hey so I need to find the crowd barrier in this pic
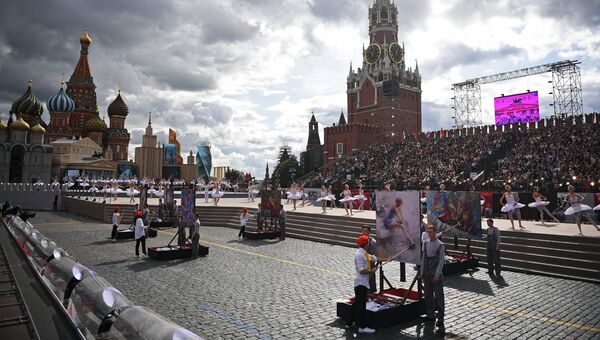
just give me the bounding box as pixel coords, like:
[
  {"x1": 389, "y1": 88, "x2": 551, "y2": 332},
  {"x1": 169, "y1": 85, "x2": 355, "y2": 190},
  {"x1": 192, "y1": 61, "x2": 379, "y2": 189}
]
[{"x1": 2, "y1": 215, "x2": 202, "y2": 340}]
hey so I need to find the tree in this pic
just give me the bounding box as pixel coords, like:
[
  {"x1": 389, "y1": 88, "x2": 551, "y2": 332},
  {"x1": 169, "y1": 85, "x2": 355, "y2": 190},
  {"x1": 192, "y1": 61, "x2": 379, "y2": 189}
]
[
  {"x1": 224, "y1": 168, "x2": 243, "y2": 183},
  {"x1": 271, "y1": 155, "x2": 303, "y2": 188}
]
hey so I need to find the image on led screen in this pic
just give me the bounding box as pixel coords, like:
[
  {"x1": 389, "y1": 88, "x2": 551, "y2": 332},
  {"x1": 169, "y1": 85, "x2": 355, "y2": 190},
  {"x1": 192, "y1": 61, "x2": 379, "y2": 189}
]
[{"x1": 494, "y1": 91, "x2": 540, "y2": 125}]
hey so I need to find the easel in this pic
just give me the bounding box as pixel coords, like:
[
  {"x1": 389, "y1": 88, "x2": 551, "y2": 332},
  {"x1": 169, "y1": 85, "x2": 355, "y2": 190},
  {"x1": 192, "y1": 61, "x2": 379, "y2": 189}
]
[{"x1": 374, "y1": 247, "x2": 422, "y2": 306}]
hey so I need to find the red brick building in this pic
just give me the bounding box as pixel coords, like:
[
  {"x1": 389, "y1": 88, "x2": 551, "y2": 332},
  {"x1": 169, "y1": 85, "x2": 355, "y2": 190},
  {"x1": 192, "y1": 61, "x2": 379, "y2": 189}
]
[{"x1": 324, "y1": 0, "x2": 422, "y2": 164}]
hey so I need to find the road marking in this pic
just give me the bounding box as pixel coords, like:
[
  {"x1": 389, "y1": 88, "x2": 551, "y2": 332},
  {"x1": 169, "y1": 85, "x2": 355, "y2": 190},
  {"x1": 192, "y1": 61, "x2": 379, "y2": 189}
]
[{"x1": 155, "y1": 229, "x2": 600, "y2": 334}]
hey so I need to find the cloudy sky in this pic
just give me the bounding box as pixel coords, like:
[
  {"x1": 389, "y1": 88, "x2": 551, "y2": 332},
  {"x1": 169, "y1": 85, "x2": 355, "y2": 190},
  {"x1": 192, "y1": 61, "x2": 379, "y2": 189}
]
[{"x1": 1, "y1": 0, "x2": 599, "y2": 178}]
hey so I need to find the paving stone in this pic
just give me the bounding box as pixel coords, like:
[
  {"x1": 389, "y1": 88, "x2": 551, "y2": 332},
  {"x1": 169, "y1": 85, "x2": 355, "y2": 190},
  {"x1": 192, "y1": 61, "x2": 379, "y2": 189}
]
[{"x1": 29, "y1": 211, "x2": 600, "y2": 340}]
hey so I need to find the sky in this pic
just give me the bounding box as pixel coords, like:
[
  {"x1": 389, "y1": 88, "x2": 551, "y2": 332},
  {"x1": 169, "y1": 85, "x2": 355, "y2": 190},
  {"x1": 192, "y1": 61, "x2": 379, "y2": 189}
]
[{"x1": 1, "y1": 0, "x2": 599, "y2": 178}]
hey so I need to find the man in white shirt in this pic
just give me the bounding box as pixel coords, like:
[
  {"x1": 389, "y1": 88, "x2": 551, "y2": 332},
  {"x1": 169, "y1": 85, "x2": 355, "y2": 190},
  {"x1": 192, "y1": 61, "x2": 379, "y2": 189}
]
[
  {"x1": 111, "y1": 208, "x2": 120, "y2": 242},
  {"x1": 345, "y1": 234, "x2": 377, "y2": 334},
  {"x1": 134, "y1": 211, "x2": 147, "y2": 257}
]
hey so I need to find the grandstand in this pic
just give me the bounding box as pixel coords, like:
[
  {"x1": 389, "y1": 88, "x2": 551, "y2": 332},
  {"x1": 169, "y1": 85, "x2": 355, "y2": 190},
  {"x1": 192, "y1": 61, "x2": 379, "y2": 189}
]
[{"x1": 302, "y1": 113, "x2": 600, "y2": 193}]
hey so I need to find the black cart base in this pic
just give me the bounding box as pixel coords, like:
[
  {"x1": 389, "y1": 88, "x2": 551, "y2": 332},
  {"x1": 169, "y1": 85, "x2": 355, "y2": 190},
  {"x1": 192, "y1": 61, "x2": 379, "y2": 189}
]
[
  {"x1": 336, "y1": 288, "x2": 425, "y2": 329},
  {"x1": 147, "y1": 244, "x2": 209, "y2": 260},
  {"x1": 115, "y1": 229, "x2": 134, "y2": 240},
  {"x1": 245, "y1": 230, "x2": 280, "y2": 240},
  {"x1": 443, "y1": 255, "x2": 479, "y2": 275}
]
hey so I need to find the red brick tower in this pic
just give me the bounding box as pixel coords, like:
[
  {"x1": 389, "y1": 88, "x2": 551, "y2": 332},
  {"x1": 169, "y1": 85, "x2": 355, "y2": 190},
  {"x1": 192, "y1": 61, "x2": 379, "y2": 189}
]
[
  {"x1": 324, "y1": 0, "x2": 422, "y2": 164},
  {"x1": 66, "y1": 30, "x2": 97, "y2": 137},
  {"x1": 104, "y1": 91, "x2": 130, "y2": 161}
]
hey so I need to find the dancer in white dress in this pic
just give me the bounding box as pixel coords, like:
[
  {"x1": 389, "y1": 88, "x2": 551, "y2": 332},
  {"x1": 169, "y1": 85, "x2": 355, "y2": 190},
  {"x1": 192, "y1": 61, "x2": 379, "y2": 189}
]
[
  {"x1": 528, "y1": 187, "x2": 559, "y2": 224},
  {"x1": 127, "y1": 183, "x2": 140, "y2": 203},
  {"x1": 299, "y1": 184, "x2": 307, "y2": 206},
  {"x1": 500, "y1": 185, "x2": 525, "y2": 230},
  {"x1": 339, "y1": 184, "x2": 355, "y2": 216},
  {"x1": 316, "y1": 185, "x2": 330, "y2": 214},
  {"x1": 564, "y1": 185, "x2": 599, "y2": 236},
  {"x1": 326, "y1": 186, "x2": 336, "y2": 210},
  {"x1": 211, "y1": 182, "x2": 224, "y2": 206},
  {"x1": 353, "y1": 185, "x2": 367, "y2": 211},
  {"x1": 287, "y1": 183, "x2": 302, "y2": 211}
]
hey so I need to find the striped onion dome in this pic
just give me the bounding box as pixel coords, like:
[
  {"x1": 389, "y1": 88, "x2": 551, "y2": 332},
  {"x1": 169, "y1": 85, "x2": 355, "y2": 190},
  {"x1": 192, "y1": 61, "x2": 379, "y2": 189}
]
[
  {"x1": 10, "y1": 80, "x2": 44, "y2": 117},
  {"x1": 107, "y1": 91, "x2": 129, "y2": 117},
  {"x1": 47, "y1": 83, "x2": 75, "y2": 113}
]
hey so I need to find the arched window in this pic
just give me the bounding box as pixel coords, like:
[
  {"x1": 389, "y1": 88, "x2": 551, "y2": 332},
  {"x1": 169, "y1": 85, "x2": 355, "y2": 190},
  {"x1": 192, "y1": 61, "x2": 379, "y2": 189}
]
[{"x1": 381, "y1": 9, "x2": 388, "y2": 20}]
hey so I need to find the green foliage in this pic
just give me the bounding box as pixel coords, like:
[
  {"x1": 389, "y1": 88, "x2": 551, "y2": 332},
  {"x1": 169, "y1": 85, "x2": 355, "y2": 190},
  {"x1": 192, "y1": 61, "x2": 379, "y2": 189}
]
[
  {"x1": 224, "y1": 168, "x2": 243, "y2": 183},
  {"x1": 271, "y1": 155, "x2": 303, "y2": 188}
]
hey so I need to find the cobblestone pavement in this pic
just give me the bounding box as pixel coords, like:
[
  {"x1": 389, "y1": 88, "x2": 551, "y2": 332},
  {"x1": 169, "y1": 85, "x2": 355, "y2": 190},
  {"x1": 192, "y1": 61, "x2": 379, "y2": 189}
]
[{"x1": 32, "y1": 212, "x2": 600, "y2": 340}]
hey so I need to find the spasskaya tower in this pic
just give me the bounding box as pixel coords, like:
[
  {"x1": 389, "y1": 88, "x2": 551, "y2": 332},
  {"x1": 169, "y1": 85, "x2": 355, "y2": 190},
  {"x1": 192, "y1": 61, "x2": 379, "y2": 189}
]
[{"x1": 323, "y1": 0, "x2": 422, "y2": 164}]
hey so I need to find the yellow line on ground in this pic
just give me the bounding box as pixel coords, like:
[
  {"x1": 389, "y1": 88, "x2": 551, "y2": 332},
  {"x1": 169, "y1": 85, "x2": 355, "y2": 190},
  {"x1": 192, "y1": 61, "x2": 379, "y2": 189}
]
[
  {"x1": 447, "y1": 295, "x2": 600, "y2": 333},
  {"x1": 161, "y1": 228, "x2": 600, "y2": 334},
  {"x1": 156, "y1": 228, "x2": 352, "y2": 278}
]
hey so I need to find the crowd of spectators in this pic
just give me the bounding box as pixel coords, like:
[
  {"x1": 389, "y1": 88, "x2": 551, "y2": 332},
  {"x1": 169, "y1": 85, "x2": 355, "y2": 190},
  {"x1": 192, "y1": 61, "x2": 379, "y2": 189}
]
[{"x1": 302, "y1": 114, "x2": 600, "y2": 192}]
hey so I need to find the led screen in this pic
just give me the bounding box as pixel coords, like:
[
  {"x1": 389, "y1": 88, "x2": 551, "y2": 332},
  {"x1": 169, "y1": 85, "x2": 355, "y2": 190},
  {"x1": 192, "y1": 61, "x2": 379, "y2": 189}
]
[{"x1": 494, "y1": 91, "x2": 539, "y2": 125}]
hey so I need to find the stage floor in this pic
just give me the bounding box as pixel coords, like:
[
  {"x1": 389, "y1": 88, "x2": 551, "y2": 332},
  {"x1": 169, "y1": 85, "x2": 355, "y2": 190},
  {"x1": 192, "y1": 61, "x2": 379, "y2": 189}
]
[{"x1": 92, "y1": 196, "x2": 600, "y2": 238}]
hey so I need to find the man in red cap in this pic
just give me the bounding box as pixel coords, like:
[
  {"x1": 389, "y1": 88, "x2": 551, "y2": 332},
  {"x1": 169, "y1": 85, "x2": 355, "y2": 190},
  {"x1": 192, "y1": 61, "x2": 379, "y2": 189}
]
[{"x1": 345, "y1": 234, "x2": 377, "y2": 334}]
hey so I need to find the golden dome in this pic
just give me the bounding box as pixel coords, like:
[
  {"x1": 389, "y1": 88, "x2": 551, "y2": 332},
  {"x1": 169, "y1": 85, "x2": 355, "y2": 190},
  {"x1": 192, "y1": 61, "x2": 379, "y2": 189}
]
[
  {"x1": 30, "y1": 123, "x2": 46, "y2": 134},
  {"x1": 80, "y1": 30, "x2": 91, "y2": 44},
  {"x1": 0, "y1": 120, "x2": 7, "y2": 130},
  {"x1": 10, "y1": 117, "x2": 30, "y2": 131}
]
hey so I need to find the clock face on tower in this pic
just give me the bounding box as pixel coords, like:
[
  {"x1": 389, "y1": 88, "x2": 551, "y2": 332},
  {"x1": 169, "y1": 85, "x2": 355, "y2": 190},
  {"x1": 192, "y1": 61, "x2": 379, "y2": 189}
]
[
  {"x1": 365, "y1": 43, "x2": 382, "y2": 65},
  {"x1": 388, "y1": 42, "x2": 404, "y2": 64}
]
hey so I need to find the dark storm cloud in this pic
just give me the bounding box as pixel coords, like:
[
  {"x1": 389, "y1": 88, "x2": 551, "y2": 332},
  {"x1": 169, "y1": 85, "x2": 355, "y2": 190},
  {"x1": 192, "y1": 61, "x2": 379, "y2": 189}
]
[
  {"x1": 535, "y1": 0, "x2": 600, "y2": 27},
  {"x1": 199, "y1": 7, "x2": 259, "y2": 45},
  {"x1": 308, "y1": 0, "x2": 366, "y2": 22},
  {"x1": 423, "y1": 43, "x2": 525, "y2": 76}
]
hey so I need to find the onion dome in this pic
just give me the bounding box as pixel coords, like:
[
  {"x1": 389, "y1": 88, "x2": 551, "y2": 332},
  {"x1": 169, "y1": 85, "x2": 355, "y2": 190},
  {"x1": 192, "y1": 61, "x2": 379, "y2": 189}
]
[
  {"x1": 85, "y1": 113, "x2": 107, "y2": 132},
  {"x1": 107, "y1": 91, "x2": 129, "y2": 117},
  {"x1": 30, "y1": 123, "x2": 46, "y2": 134},
  {"x1": 80, "y1": 30, "x2": 91, "y2": 44},
  {"x1": 10, "y1": 117, "x2": 30, "y2": 131},
  {"x1": 47, "y1": 83, "x2": 75, "y2": 113},
  {"x1": 10, "y1": 80, "x2": 44, "y2": 117},
  {"x1": 0, "y1": 120, "x2": 7, "y2": 130}
]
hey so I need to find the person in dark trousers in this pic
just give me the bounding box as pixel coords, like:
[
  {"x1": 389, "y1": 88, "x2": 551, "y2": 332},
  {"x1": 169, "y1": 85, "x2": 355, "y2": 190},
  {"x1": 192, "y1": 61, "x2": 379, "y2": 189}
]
[
  {"x1": 192, "y1": 213, "x2": 201, "y2": 258},
  {"x1": 486, "y1": 219, "x2": 501, "y2": 277},
  {"x1": 345, "y1": 235, "x2": 377, "y2": 334},
  {"x1": 279, "y1": 204, "x2": 286, "y2": 240},
  {"x1": 239, "y1": 208, "x2": 252, "y2": 239},
  {"x1": 134, "y1": 211, "x2": 147, "y2": 257},
  {"x1": 361, "y1": 225, "x2": 377, "y2": 293},
  {"x1": 111, "y1": 208, "x2": 120, "y2": 241},
  {"x1": 158, "y1": 198, "x2": 165, "y2": 220},
  {"x1": 420, "y1": 225, "x2": 445, "y2": 334}
]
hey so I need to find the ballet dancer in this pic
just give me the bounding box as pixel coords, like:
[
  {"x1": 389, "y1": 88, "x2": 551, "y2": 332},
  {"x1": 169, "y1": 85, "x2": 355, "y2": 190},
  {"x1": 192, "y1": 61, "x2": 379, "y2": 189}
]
[
  {"x1": 564, "y1": 185, "x2": 599, "y2": 236},
  {"x1": 339, "y1": 184, "x2": 355, "y2": 216},
  {"x1": 354, "y1": 185, "x2": 367, "y2": 211},
  {"x1": 500, "y1": 185, "x2": 526, "y2": 230},
  {"x1": 528, "y1": 186, "x2": 560, "y2": 224},
  {"x1": 316, "y1": 185, "x2": 330, "y2": 214}
]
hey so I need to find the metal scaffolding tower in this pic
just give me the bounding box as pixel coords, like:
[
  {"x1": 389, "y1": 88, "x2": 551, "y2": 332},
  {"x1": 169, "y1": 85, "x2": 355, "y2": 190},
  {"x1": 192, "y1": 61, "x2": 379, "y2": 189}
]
[{"x1": 451, "y1": 60, "x2": 582, "y2": 127}]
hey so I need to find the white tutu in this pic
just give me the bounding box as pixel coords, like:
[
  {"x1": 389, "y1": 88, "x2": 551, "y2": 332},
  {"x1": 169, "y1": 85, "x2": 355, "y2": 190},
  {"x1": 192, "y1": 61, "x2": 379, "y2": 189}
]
[
  {"x1": 110, "y1": 188, "x2": 123, "y2": 194},
  {"x1": 288, "y1": 193, "x2": 302, "y2": 200},
  {"x1": 420, "y1": 197, "x2": 427, "y2": 203},
  {"x1": 565, "y1": 203, "x2": 592, "y2": 215},
  {"x1": 326, "y1": 194, "x2": 336, "y2": 201},
  {"x1": 89, "y1": 187, "x2": 99, "y2": 192},
  {"x1": 594, "y1": 204, "x2": 600, "y2": 211},
  {"x1": 126, "y1": 188, "x2": 139, "y2": 197},
  {"x1": 67, "y1": 182, "x2": 75, "y2": 187},
  {"x1": 211, "y1": 190, "x2": 224, "y2": 198},
  {"x1": 339, "y1": 196, "x2": 356, "y2": 203},
  {"x1": 480, "y1": 199, "x2": 485, "y2": 206},
  {"x1": 501, "y1": 203, "x2": 525, "y2": 212},
  {"x1": 316, "y1": 196, "x2": 331, "y2": 202},
  {"x1": 80, "y1": 183, "x2": 90, "y2": 188},
  {"x1": 354, "y1": 194, "x2": 367, "y2": 201},
  {"x1": 252, "y1": 190, "x2": 260, "y2": 194},
  {"x1": 528, "y1": 201, "x2": 550, "y2": 208},
  {"x1": 154, "y1": 190, "x2": 165, "y2": 198}
]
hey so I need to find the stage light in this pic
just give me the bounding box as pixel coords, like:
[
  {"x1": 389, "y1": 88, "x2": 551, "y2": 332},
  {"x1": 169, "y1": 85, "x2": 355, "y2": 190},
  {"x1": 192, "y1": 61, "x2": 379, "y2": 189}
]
[
  {"x1": 566, "y1": 182, "x2": 570, "y2": 185},
  {"x1": 572, "y1": 176, "x2": 576, "y2": 180},
  {"x1": 592, "y1": 182, "x2": 595, "y2": 186}
]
